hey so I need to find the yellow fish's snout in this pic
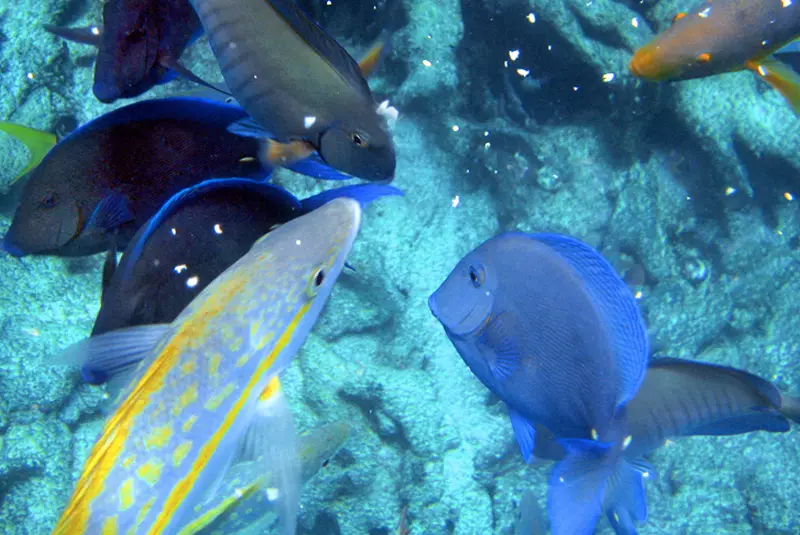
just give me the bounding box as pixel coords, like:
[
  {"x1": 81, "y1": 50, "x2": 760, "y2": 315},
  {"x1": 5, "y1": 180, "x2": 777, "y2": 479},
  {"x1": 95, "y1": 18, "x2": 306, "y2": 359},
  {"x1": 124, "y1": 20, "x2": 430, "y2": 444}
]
[{"x1": 629, "y1": 45, "x2": 670, "y2": 81}]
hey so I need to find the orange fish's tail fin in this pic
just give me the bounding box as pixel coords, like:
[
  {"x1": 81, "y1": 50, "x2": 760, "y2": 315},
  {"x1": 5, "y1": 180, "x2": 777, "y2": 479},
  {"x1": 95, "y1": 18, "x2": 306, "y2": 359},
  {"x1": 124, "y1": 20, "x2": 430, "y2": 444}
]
[
  {"x1": 746, "y1": 56, "x2": 800, "y2": 115},
  {"x1": 0, "y1": 121, "x2": 57, "y2": 185}
]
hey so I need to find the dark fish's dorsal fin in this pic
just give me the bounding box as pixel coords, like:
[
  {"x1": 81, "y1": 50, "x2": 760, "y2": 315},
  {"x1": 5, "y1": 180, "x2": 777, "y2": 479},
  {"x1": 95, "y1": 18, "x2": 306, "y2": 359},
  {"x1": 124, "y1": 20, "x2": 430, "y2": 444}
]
[
  {"x1": 531, "y1": 233, "x2": 649, "y2": 407},
  {"x1": 43, "y1": 23, "x2": 103, "y2": 46},
  {"x1": 266, "y1": 0, "x2": 373, "y2": 99},
  {"x1": 123, "y1": 177, "x2": 297, "y2": 282}
]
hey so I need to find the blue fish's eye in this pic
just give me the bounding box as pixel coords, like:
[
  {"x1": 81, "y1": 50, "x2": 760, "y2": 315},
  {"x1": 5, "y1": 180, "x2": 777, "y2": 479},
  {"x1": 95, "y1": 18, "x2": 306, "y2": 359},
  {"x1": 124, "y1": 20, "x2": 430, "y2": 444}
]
[
  {"x1": 40, "y1": 194, "x2": 56, "y2": 209},
  {"x1": 468, "y1": 264, "x2": 485, "y2": 287}
]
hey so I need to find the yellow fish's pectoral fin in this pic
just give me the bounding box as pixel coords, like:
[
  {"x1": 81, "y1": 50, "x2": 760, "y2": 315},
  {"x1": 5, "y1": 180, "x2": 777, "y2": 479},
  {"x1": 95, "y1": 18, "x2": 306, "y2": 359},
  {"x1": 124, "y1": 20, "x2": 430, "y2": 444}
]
[
  {"x1": 358, "y1": 32, "x2": 391, "y2": 78},
  {"x1": 0, "y1": 121, "x2": 57, "y2": 184},
  {"x1": 262, "y1": 139, "x2": 315, "y2": 167},
  {"x1": 746, "y1": 56, "x2": 800, "y2": 115}
]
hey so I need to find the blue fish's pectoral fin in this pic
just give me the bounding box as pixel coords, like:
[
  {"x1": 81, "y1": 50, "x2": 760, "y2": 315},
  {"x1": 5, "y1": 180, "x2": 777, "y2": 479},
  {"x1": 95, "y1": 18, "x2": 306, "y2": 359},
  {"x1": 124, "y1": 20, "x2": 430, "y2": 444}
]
[
  {"x1": 235, "y1": 377, "x2": 301, "y2": 535},
  {"x1": 43, "y1": 23, "x2": 103, "y2": 47},
  {"x1": 548, "y1": 438, "x2": 614, "y2": 535},
  {"x1": 0, "y1": 121, "x2": 57, "y2": 185},
  {"x1": 286, "y1": 154, "x2": 358, "y2": 181},
  {"x1": 87, "y1": 193, "x2": 134, "y2": 231},
  {"x1": 746, "y1": 56, "x2": 800, "y2": 115},
  {"x1": 509, "y1": 408, "x2": 537, "y2": 463},
  {"x1": 58, "y1": 324, "x2": 170, "y2": 404},
  {"x1": 478, "y1": 311, "x2": 521, "y2": 381},
  {"x1": 358, "y1": 31, "x2": 391, "y2": 78},
  {"x1": 604, "y1": 459, "x2": 650, "y2": 535},
  {"x1": 300, "y1": 184, "x2": 404, "y2": 213},
  {"x1": 228, "y1": 117, "x2": 273, "y2": 139},
  {"x1": 159, "y1": 55, "x2": 232, "y2": 97}
]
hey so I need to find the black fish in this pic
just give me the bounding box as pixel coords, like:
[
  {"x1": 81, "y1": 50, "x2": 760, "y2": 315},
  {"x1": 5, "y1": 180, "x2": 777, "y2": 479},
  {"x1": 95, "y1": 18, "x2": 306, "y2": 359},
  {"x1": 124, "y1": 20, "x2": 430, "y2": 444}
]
[
  {"x1": 46, "y1": 0, "x2": 204, "y2": 102},
  {"x1": 86, "y1": 178, "x2": 403, "y2": 382},
  {"x1": 1, "y1": 97, "x2": 270, "y2": 258}
]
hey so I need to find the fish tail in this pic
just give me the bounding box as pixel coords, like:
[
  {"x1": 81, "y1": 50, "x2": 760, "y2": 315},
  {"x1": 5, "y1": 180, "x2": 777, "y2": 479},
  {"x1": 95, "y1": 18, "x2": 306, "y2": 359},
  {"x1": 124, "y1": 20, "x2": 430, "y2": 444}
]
[
  {"x1": 780, "y1": 394, "x2": 800, "y2": 424},
  {"x1": 0, "y1": 121, "x2": 57, "y2": 184},
  {"x1": 746, "y1": 56, "x2": 800, "y2": 115},
  {"x1": 547, "y1": 438, "x2": 617, "y2": 535},
  {"x1": 604, "y1": 459, "x2": 652, "y2": 535}
]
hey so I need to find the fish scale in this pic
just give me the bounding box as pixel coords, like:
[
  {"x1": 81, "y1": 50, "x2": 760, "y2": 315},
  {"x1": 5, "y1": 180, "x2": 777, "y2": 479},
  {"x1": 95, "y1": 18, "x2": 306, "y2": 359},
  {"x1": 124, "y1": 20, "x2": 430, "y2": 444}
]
[{"x1": 51, "y1": 198, "x2": 361, "y2": 535}]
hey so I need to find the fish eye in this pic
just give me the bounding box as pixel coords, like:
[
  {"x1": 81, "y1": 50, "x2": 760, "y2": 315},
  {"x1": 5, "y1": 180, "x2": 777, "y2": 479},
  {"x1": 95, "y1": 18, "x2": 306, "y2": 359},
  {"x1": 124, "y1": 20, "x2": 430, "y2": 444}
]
[
  {"x1": 307, "y1": 266, "x2": 326, "y2": 296},
  {"x1": 321, "y1": 459, "x2": 329, "y2": 468},
  {"x1": 40, "y1": 194, "x2": 56, "y2": 209},
  {"x1": 350, "y1": 131, "x2": 369, "y2": 148},
  {"x1": 468, "y1": 264, "x2": 485, "y2": 287}
]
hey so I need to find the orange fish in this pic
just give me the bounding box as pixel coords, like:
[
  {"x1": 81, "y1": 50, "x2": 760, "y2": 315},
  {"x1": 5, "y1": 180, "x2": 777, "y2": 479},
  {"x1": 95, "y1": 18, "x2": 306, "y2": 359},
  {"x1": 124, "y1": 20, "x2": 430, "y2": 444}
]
[{"x1": 630, "y1": 0, "x2": 800, "y2": 113}]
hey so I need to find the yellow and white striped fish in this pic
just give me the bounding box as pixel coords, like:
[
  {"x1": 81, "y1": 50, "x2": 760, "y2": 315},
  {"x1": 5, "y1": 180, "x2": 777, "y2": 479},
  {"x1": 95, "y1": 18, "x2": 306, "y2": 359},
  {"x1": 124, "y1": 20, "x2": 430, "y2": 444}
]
[{"x1": 51, "y1": 197, "x2": 361, "y2": 535}]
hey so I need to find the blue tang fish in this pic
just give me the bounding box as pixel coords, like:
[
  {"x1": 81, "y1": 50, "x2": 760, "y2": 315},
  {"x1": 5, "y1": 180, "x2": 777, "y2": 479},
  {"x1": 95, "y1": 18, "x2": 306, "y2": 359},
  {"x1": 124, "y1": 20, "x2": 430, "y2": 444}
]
[
  {"x1": 428, "y1": 232, "x2": 650, "y2": 535},
  {"x1": 188, "y1": 0, "x2": 397, "y2": 182},
  {"x1": 51, "y1": 197, "x2": 361, "y2": 535},
  {"x1": 531, "y1": 357, "x2": 800, "y2": 534},
  {"x1": 89, "y1": 178, "x2": 402, "y2": 380},
  {"x1": 45, "y1": 0, "x2": 204, "y2": 102}
]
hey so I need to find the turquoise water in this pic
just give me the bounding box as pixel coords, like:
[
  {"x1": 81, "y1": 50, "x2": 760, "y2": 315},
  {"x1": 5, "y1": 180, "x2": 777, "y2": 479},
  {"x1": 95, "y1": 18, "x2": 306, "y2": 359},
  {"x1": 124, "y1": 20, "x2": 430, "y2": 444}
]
[{"x1": 0, "y1": 0, "x2": 799, "y2": 533}]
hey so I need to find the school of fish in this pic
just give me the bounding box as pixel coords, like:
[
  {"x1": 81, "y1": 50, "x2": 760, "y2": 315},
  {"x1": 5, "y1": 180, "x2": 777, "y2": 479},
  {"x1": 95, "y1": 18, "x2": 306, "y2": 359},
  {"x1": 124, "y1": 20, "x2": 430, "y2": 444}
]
[{"x1": 0, "y1": 0, "x2": 797, "y2": 534}]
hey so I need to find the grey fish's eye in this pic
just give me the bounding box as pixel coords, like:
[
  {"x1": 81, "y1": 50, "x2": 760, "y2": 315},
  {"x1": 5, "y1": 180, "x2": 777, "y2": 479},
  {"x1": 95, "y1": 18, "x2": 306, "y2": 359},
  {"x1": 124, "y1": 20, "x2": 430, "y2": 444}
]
[
  {"x1": 40, "y1": 194, "x2": 57, "y2": 209},
  {"x1": 468, "y1": 264, "x2": 485, "y2": 287},
  {"x1": 350, "y1": 131, "x2": 368, "y2": 148}
]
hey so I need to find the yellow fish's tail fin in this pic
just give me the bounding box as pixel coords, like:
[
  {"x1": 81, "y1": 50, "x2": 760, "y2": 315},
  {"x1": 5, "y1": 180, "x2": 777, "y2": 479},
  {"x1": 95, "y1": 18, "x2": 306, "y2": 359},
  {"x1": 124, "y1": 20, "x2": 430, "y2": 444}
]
[
  {"x1": 746, "y1": 57, "x2": 800, "y2": 115},
  {"x1": 358, "y1": 31, "x2": 391, "y2": 78},
  {"x1": 0, "y1": 121, "x2": 57, "y2": 184}
]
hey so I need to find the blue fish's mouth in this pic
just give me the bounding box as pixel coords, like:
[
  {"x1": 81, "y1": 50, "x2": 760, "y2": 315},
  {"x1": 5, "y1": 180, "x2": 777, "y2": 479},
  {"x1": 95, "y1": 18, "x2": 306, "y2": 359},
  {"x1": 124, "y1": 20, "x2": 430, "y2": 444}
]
[
  {"x1": 429, "y1": 292, "x2": 492, "y2": 337},
  {"x1": 2, "y1": 234, "x2": 25, "y2": 258}
]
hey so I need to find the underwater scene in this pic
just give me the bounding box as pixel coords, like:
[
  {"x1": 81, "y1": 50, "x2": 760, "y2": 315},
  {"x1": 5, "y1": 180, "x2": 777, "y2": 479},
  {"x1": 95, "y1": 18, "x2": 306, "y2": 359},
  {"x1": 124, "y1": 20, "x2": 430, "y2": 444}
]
[{"x1": 0, "y1": 0, "x2": 799, "y2": 534}]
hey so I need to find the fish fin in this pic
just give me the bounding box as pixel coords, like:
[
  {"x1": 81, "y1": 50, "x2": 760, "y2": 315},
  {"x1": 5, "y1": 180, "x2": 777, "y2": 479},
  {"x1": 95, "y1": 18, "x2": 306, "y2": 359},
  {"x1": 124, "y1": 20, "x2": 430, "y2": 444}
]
[
  {"x1": 159, "y1": 56, "x2": 232, "y2": 97},
  {"x1": 180, "y1": 473, "x2": 264, "y2": 535},
  {"x1": 531, "y1": 233, "x2": 648, "y2": 405},
  {"x1": 344, "y1": 262, "x2": 357, "y2": 273},
  {"x1": 227, "y1": 117, "x2": 273, "y2": 139},
  {"x1": 746, "y1": 57, "x2": 800, "y2": 115},
  {"x1": 43, "y1": 23, "x2": 103, "y2": 46},
  {"x1": 478, "y1": 311, "x2": 520, "y2": 381},
  {"x1": 87, "y1": 193, "x2": 134, "y2": 231},
  {"x1": 781, "y1": 395, "x2": 800, "y2": 424},
  {"x1": 101, "y1": 236, "x2": 118, "y2": 300},
  {"x1": 263, "y1": 139, "x2": 315, "y2": 167},
  {"x1": 266, "y1": 0, "x2": 373, "y2": 99},
  {"x1": 300, "y1": 184, "x2": 403, "y2": 212},
  {"x1": 285, "y1": 153, "x2": 356, "y2": 181},
  {"x1": 0, "y1": 121, "x2": 57, "y2": 184},
  {"x1": 235, "y1": 376, "x2": 301, "y2": 535},
  {"x1": 358, "y1": 32, "x2": 391, "y2": 78},
  {"x1": 58, "y1": 324, "x2": 170, "y2": 404},
  {"x1": 605, "y1": 459, "x2": 650, "y2": 535},
  {"x1": 508, "y1": 408, "x2": 537, "y2": 463},
  {"x1": 548, "y1": 438, "x2": 614, "y2": 535},
  {"x1": 687, "y1": 413, "x2": 790, "y2": 435},
  {"x1": 170, "y1": 84, "x2": 238, "y2": 105}
]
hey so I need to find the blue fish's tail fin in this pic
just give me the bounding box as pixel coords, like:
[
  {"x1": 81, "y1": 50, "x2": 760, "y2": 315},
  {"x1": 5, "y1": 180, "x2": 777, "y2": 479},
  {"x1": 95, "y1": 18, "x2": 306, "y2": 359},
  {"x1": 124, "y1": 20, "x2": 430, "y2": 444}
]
[
  {"x1": 300, "y1": 184, "x2": 404, "y2": 213},
  {"x1": 548, "y1": 438, "x2": 615, "y2": 535},
  {"x1": 782, "y1": 394, "x2": 800, "y2": 424},
  {"x1": 604, "y1": 459, "x2": 652, "y2": 535}
]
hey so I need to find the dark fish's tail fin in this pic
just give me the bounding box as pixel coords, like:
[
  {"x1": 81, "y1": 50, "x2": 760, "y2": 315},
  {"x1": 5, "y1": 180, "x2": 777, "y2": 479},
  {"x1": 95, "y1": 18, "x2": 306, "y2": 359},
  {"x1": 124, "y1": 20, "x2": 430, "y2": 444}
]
[
  {"x1": 604, "y1": 459, "x2": 652, "y2": 535},
  {"x1": 780, "y1": 394, "x2": 800, "y2": 424},
  {"x1": 548, "y1": 438, "x2": 616, "y2": 535}
]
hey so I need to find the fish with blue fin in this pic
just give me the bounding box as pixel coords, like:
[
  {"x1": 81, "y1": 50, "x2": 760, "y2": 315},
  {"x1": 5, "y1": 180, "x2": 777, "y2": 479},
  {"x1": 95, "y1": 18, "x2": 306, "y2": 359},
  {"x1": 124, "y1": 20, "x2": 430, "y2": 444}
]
[
  {"x1": 189, "y1": 0, "x2": 397, "y2": 182},
  {"x1": 90, "y1": 177, "x2": 402, "y2": 362},
  {"x1": 529, "y1": 357, "x2": 800, "y2": 534},
  {"x1": 52, "y1": 197, "x2": 362, "y2": 535},
  {"x1": 428, "y1": 232, "x2": 650, "y2": 535},
  {"x1": 0, "y1": 97, "x2": 272, "y2": 258},
  {"x1": 630, "y1": 0, "x2": 800, "y2": 114},
  {"x1": 45, "y1": 0, "x2": 208, "y2": 102}
]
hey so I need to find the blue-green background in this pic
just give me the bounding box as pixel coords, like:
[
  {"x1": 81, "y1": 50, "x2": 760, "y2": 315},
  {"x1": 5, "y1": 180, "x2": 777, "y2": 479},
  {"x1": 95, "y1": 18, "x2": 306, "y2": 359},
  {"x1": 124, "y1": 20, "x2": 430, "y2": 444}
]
[{"x1": 0, "y1": 0, "x2": 798, "y2": 533}]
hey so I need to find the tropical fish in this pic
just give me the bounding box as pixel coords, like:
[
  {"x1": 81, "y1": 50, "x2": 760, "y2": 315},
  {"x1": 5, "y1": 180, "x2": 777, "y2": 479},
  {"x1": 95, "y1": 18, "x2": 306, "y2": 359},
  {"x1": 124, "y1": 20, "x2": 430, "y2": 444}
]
[
  {"x1": 428, "y1": 232, "x2": 650, "y2": 535},
  {"x1": 189, "y1": 0, "x2": 397, "y2": 182},
  {"x1": 189, "y1": 420, "x2": 351, "y2": 535},
  {"x1": 1, "y1": 97, "x2": 270, "y2": 258},
  {"x1": 514, "y1": 489, "x2": 547, "y2": 535},
  {"x1": 51, "y1": 197, "x2": 361, "y2": 535},
  {"x1": 530, "y1": 357, "x2": 800, "y2": 535},
  {"x1": 629, "y1": 0, "x2": 800, "y2": 113},
  {"x1": 45, "y1": 0, "x2": 204, "y2": 102},
  {"x1": 90, "y1": 178, "x2": 402, "y2": 368}
]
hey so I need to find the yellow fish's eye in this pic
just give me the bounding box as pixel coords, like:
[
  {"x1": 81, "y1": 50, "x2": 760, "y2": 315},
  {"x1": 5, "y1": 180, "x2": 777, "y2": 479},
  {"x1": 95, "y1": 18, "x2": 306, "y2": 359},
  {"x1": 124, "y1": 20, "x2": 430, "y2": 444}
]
[{"x1": 307, "y1": 266, "x2": 326, "y2": 296}]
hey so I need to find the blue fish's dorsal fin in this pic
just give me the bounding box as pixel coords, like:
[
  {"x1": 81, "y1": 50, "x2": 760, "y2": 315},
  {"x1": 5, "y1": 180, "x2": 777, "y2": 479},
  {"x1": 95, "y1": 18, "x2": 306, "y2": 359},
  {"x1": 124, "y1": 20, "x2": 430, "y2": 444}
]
[
  {"x1": 531, "y1": 233, "x2": 649, "y2": 407},
  {"x1": 509, "y1": 408, "x2": 537, "y2": 463},
  {"x1": 87, "y1": 193, "x2": 134, "y2": 231},
  {"x1": 478, "y1": 311, "x2": 521, "y2": 381},
  {"x1": 300, "y1": 184, "x2": 404, "y2": 213},
  {"x1": 266, "y1": 0, "x2": 373, "y2": 100},
  {"x1": 122, "y1": 177, "x2": 293, "y2": 283},
  {"x1": 548, "y1": 438, "x2": 614, "y2": 535},
  {"x1": 604, "y1": 459, "x2": 649, "y2": 535}
]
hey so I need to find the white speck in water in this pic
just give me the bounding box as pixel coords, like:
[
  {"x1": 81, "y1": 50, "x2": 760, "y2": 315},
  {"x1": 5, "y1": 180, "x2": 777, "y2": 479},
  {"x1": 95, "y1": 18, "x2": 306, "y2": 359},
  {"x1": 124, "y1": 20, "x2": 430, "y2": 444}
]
[{"x1": 186, "y1": 276, "x2": 199, "y2": 288}]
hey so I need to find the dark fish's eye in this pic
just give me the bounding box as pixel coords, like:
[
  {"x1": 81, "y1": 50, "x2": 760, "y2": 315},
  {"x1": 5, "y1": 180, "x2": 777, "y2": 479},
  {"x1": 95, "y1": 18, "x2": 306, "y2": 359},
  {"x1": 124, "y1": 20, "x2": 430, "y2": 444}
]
[
  {"x1": 40, "y1": 194, "x2": 56, "y2": 209},
  {"x1": 321, "y1": 459, "x2": 329, "y2": 468},
  {"x1": 468, "y1": 264, "x2": 484, "y2": 287},
  {"x1": 351, "y1": 132, "x2": 367, "y2": 147}
]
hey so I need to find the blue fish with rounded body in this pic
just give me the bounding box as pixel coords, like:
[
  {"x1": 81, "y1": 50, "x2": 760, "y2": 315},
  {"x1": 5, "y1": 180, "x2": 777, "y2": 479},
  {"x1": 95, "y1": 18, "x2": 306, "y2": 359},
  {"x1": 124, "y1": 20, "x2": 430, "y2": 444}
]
[{"x1": 428, "y1": 232, "x2": 650, "y2": 535}]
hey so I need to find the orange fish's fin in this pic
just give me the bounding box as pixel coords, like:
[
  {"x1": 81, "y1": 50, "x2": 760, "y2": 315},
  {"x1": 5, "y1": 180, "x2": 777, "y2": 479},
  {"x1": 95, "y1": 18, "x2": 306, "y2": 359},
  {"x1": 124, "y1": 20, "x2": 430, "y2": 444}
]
[
  {"x1": 358, "y1": 32, "x2": 391, "y2": 78},
  {"x1": 671, "y1": 12, "x2": 686, "y2": 24},
  {"x1": 262, "y1": 139, "x2": 315, "y2": 167},
  {"x1": 0, "y1": 121, "x2": 57, "y2": 184},
  {"x1": 746, "y1": 57, "x2": 800, "y2": 115}
]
